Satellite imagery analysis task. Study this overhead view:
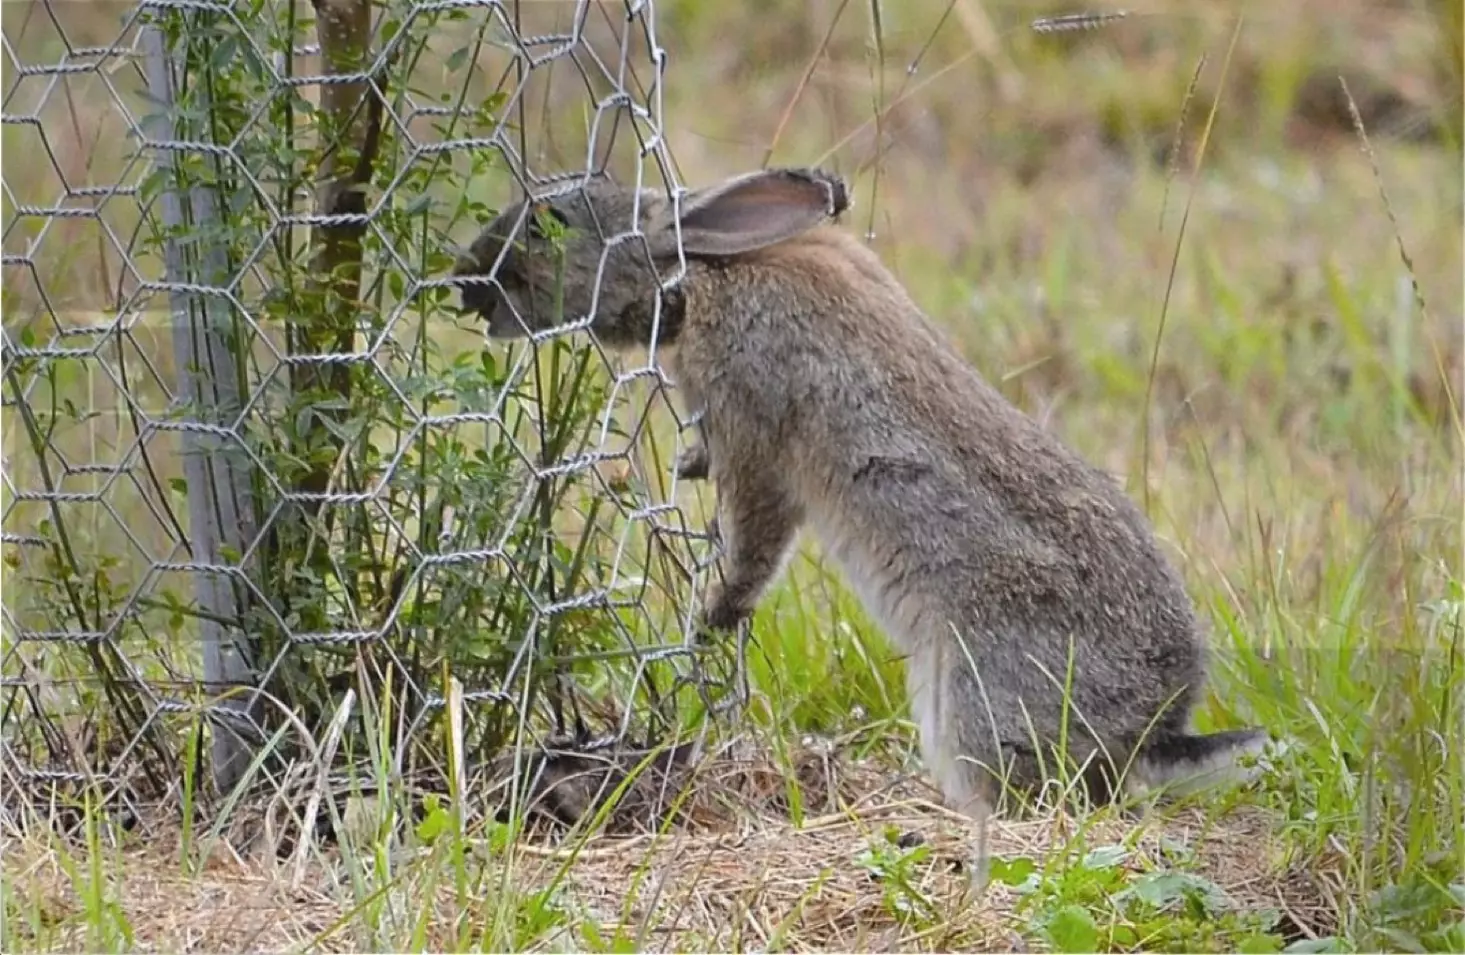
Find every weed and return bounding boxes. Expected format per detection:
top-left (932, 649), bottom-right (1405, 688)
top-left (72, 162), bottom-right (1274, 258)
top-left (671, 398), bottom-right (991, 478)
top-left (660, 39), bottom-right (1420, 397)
top-left (993, 839), bottom-right (1296, 953)
top-left (853, 825), bottom-right (941, 927)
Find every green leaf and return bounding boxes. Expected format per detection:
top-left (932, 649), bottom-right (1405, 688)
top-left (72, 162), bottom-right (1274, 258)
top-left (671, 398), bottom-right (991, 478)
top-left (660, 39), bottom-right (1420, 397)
top-left (1424, 921), bottom-right (1465, 952)
top-left (210, 34), bottom-right (237, 70)
top-left (1083, 844), bottom-right (1130, 869)
top-left (1110, 923), bottom-right (1140, 948)
top-left (1126, 871), bottom-right (1201, 908)
top-left (414, 794), bottom-right (452, 845)
top-left (1237, 931), bottom-right (1287, 953)
top-left (1283, 937), bottom-right (1344, 953)
top-left (1045, 904), bottom-right (1100, 954)
top-left (989, 855), bottom-right (1038, 887)
top-left (521, 888), bottom-right (565, 931)
top-left (1122, 870), bottom-right (1232, 923)
top-left (484, 820), bottom-right (513, 853)
top-left (1375, 927), bottom-right (1426, 952)
top-left (446, 46), bottom-right (471, 71)
top-left (581, 921), bottom-right (607, 952)
top-left (853, 847), bottom-right (887, 878)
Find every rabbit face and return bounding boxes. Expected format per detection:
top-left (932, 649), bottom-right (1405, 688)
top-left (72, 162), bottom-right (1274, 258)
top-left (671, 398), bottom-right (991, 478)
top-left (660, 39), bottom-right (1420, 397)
top-left (450, 182), bottom-right (672, 347)
top-left (451, 168), bottom-right (850, 348)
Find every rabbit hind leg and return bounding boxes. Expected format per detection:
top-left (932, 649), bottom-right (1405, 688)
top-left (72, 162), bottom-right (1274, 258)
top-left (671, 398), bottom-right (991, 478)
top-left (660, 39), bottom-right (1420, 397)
top-left (931, 731), bottom-right (1003, 892)
top-left (907, 649), bottom-right (1003, 891)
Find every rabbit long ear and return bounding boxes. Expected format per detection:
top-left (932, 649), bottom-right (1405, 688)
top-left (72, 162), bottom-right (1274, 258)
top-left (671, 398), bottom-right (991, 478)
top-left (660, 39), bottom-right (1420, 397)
top-left (650, 168), bottom-right (849, 259)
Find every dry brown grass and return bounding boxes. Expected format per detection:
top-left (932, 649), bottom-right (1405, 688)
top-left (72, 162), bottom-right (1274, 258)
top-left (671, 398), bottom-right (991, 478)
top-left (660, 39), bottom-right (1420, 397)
top-left (5, 769), bottom-right (1338, 954)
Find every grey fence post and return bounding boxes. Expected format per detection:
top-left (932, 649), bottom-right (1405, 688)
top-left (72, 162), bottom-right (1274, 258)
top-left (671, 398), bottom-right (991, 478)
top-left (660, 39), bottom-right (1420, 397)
top-left (141, 15), bottom-right (259, 793)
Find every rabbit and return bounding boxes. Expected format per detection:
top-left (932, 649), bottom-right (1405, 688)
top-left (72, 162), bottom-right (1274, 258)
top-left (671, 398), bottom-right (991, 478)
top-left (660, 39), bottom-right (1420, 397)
top-left (450, 166), bottom-right (1272, 880)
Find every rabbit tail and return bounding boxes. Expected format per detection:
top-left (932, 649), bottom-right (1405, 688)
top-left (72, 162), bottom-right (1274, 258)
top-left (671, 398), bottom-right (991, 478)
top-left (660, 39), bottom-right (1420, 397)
top-left (1129, 727), bottom-right (1273, 799)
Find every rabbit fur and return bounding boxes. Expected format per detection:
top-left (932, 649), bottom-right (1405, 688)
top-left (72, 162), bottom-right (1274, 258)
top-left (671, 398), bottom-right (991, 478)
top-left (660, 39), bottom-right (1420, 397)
top-left (451, 167), bottom-right (1270, 870)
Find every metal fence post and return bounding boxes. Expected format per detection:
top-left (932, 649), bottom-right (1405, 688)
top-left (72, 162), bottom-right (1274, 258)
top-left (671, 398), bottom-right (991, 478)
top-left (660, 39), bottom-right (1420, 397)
top-left (141, 15), bottom-right (259, 794)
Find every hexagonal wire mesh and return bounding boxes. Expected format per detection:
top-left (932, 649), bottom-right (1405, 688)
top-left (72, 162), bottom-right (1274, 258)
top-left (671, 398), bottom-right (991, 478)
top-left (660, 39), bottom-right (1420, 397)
top-left (2, 0), bottom-right (743, 843)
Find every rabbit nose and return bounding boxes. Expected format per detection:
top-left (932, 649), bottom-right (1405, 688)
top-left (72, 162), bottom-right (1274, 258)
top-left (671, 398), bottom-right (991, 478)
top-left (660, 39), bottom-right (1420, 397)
top-left (451, 255), bottom-right (495, 314)
top-left (455, 278), bottom-right (490, 315)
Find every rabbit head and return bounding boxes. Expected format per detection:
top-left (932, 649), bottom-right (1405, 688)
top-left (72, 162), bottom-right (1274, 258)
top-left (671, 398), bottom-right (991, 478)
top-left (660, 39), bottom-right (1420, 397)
top-left (450, 168), bottom-right (850, 347)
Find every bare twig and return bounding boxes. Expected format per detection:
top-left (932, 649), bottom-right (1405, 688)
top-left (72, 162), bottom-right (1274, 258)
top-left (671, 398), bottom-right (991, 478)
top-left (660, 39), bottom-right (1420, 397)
top-left (1140, 18), bottom-right (1243, 516)
top-left (762, 0), bottom-right (853, 169)
top-left (1339, 76), bottom-right (1431, 323)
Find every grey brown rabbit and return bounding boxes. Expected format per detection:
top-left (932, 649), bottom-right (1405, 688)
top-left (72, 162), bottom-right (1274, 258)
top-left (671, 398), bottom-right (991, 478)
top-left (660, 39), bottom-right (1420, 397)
top-left (451, 167), bottom-right (1270, 877)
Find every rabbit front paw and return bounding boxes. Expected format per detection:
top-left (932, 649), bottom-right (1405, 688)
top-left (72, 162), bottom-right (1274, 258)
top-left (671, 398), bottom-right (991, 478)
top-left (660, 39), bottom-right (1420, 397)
top-left (699, 584), bottom-right (752, 635)
top-left (674, 443), bottom-right (711, 481)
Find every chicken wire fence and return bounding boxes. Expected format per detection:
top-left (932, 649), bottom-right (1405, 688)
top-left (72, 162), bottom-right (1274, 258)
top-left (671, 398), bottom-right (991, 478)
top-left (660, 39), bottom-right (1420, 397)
top-left (1, 0), bottom-right (741, 841)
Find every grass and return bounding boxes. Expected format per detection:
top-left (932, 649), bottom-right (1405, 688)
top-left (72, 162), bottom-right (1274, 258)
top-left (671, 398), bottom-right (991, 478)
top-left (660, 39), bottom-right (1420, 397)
top-left (3, 0), bottom-right (1463, 951)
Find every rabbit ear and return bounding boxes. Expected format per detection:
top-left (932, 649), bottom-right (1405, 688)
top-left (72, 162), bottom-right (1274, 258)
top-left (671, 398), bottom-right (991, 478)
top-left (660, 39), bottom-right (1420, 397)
top-left (650, 168), bottom-right (849, 259)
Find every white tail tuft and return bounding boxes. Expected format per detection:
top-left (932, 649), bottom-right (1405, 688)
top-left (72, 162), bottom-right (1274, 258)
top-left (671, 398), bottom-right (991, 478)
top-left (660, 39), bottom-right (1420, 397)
top-left (1127, 730), bottom-right (1286, 801)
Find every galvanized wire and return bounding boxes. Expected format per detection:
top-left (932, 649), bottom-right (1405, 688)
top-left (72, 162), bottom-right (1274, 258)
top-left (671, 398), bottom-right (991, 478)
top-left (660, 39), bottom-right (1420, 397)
top-left (1, 0), bottom-right (733, 840)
